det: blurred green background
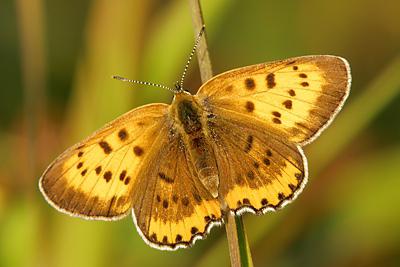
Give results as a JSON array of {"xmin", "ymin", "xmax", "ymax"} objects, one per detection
[{"xmin": 1, "ymin": 0, "xmax": 400, "ymax": 266}]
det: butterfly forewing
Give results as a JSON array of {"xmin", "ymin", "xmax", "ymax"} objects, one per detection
[
  {"xmin": 40, "ymin": 103, "xmax": 169, "ymax": 220},
  {"xmin": 197, "ymin": 55, "xmax": 351, "ymax": 145}
]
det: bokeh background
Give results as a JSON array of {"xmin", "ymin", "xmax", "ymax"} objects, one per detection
[{"xmin": 1, "ymin": 0, "xmax": 400, "ymax": 266}]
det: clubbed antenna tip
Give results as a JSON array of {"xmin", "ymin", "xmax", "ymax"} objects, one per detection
[{"xmin": 113, "ymin": 75, "xmax": 128, "ymax": 81}]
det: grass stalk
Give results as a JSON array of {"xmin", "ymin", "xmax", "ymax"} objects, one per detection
[{"xmin": 189, "ymin": 0, "xmax": 254, "ymax": 266}]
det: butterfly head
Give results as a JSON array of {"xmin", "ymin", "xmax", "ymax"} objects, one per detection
[{"xmin": 170, "ymin": 89, "xmax": 201, "ymax": 133}]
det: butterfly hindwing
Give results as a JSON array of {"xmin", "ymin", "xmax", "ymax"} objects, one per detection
[
  {"xmin": 207, "ymin": 113, "xmax": 306, "ymax": 213},
  {"xmin": 39, "ymin": 103, "xmax": 169, "ymax": 220},
  {"xmin": 197, "ymin": 55, "xmax": 351, "ymax": 145},
  {"xmin": 132, "ymin": 131, "xmax": 222, "ymax": 250}
]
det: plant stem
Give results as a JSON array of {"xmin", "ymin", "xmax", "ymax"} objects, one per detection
[
  {"xmin": 189, "ymin": 0, "xmax": 213, "ymax": 81},
  {"xmin": 188, "ymin": 0, "xmax": 253, "ymax": 266},
  {"xmin": 225, "ymin": 215, "xmax": 254, "ymax": 267}
]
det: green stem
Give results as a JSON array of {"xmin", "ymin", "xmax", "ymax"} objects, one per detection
[
  {"xmin": 235, "ymin": 216, "xmax": 254, "ymax": 267},
  {"xmin": 188, "ymin": 0, "xmax": 254, "ymax": 266}
]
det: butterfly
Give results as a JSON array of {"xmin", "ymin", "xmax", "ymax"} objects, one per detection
[{"xmin": 39, "ymin": 35, "xmax": 351, "ymax": 250}]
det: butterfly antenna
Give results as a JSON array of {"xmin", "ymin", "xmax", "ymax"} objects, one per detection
[
  {"xmin": 112, "ymin": 75, "xmax": 178, "ymax": 93},
  {"xmin": 179, "ymin": 25, "xmax": 206, "ymax": 90}
]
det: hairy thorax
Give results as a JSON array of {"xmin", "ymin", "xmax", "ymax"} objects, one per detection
[{"xmin": 170, "ymin": 92, "xmax": 219, "ymax": 198}]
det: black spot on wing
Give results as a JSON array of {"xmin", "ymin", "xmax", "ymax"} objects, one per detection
[
  {"xmin": 99, "ymin": 141, "xmax": 112, "ymax": 154},
  {"xmin": 103, "ymin": 171, "xmax": 112, "ymax": 182},
  {"xmin": 133, "ymin": 146, "xmax": 144, "ymax": 156},
  {"xmin": 118, "ymin": 129, "xmax": 128, "ymax": 141},
  {"xmin": 244, "ymin": 135, "xmax": 254, "ymax": 153},
  {"xmin": 266, "ymin": 73, "xmax": 276, "ymax": 88},
  {"xmin": 245, "ymin": 78, "xmax": 256, "ymax": 90},
  {"xmin": 245, "ymin": 101, "xmax": 255, "ymax": 112}
]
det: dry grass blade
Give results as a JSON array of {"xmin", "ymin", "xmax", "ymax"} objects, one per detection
[{"xmin": 189, "ymin": 0, "xmax": 253, "ymax": 266}]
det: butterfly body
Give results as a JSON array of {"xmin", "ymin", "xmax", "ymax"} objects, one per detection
[
  {"xmin": 171, "ymin": 92, "xmax": 220, "ymax": 197},
  {"xmin": 40, "ymin": 55, "xmax": 351, "ymax": 250}
]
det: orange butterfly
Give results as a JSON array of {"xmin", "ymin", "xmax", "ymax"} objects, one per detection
[{"xmin": 40, "ymin": 29, "xmax": 351, "ymax": 250}]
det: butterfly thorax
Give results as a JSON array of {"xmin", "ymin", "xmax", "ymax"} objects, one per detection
[{"xmin": 170, "ymin": 92, "xmax": 219, "ymax": 198}]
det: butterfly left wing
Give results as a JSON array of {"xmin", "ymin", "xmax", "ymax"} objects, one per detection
[
  {"xmin": 207, "ymin": 112, "xmax": 307, "ymax": 214},
  {"xmin": 39, "ymin": 103, "xmax": 169, "ymax": 220},
  {"xmin": 40, "ymin": 101, "xmax": 223, "ymax": 250}
]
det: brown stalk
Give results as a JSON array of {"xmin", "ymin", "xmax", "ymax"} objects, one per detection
[{"xmin": 188, "ymin": 0, "xmax": 253, "ymax": 266}]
